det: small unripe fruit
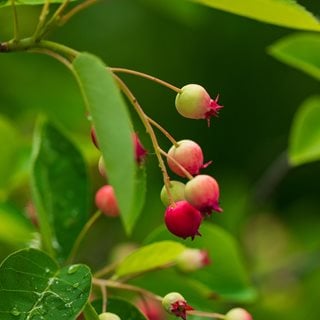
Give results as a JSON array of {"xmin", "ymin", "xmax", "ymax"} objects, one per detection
[
  {"xmin": 162, "ymin": 292, "xmax": 193, "ymax": 320},
  {"xmin": 91, "ymin": 126, "xmax": 99, "ymax": 149},
  {"xmin": 167, "ymin": 140, "xmax": 209, "ymax": 177},
  {"xmin": 176, "ymin": 248, "xmax": 210, "ymax": 272},
  {"xmin": 160, "ymin": 181, "xmax": 186, "ymax": 207},
  {"xmin": 95, "ymin": 185, "xmax": 120, "ymax": 217},
  {"xmin": 225, "ymin": 308, "xmax": 253, "ymax": 320},
  {"xmin": 99, "ymin": 312, "xmax": 121, "ymax": 320},
  {"xmin": 175, "ymin": 84, "xmax": 223, "ymax": 124},
  {"xmin": 185, "ymin": 175, "xmax": 222, "ymax": 214},
  {"xmin": 98, "ymin": 156, "xmax": 107, "ymax": 178},
  {"xmin": 164, "ymin": 201, "xmax": 202, "ymax": 239}
]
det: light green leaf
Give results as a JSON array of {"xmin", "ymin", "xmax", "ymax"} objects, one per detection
[
  {"xmin": 72, "ymin": 53, "xmax": 137, "ymax": 234},
  {"xmin": 115, "ymin": 241, "xmax": 186, "ymax": 278},
  {"xmin": 0, "ymin": 248, "xmax": 91, "ymax": 320},
  {"xmin": 145, "ymin": 223, "xmax": 257, "ymax": 302},
  {"xmin": 31, "ymin": 120, "xmax": 90, "ymax": 259},
  {"xmin": 269, "ymin": 33, "xmax": 320, "ymax": 80},
  {"xmin": 289, "ymin": 96, "xmax": 320, "ymax": 166},
  {"xmin": 190, "ymin": 0, "xmax": 320, "ymax": 31},
  {"xmin": 0, "ymin": 0, "xmax": 76, "ymax": 8}
]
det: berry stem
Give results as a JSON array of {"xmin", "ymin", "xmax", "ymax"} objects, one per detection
[
  {"xmin": 187, "ymin": 310, "xmax": 226, "ymax": 319},
  {"xmin": 158, "ymin": 148, "xmax": 194, "ymax": 180},
  {"xmin": 146, "ymin": 116, "xmax": 179, "ymax": 147},
  {"xmin": 33, "ymin": 0, "xmax": 51, "ymax": 41},
  {"xmin": 110, "ymin": 67, "xmax": 182, "ymax": 93},
  {"xmin": 10, "ymin": 0, "xmax": 19, "ymax": 41},
  {"xmin": 113, "ymin": 74, "xmax": 175, "ymax": 205},
  {"xmin": 94, "ymin": 261, "xmax": 119, "ymax": 278}
]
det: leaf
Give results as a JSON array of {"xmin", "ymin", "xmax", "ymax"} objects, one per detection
[
  {"xmin": 92, "ymin": 298, "xmax": 147, "ymax": 320},
  {"xmin": 115, "ymin": 241, "xmax": 186, "ymax": 278},
  {"xmin": 31, "ymin": 120, "xmax": 90, "ymax": 260},
  {"xmin": 83, "ymin": 302, "xmax": 100, "ymax": 320},
  {"xmin": 72, "ymin": 53, "xmax": 137, "ymax": 234},
  {"xmin": 0, "ymin": 248, "xmax": 91, "ymax": 320},
  {"xmin": 190, "ymin": 0, "xmax": 320, "ymax": 31},
  {"xmin": 289, "ymin": 96, "xmax": 320, "ymax": 166},
  {"xmin": 145, "ymin": 223, "xmax": 257, "ymax": 302},
  {"xmin": 0, "ymin": 0, "xmax": 76, "ymax": 8},
  {"xmin": 269, "ymin": 33, "xmax": 320, "ymax": 80},
  {"xmin": 0, "ymin": 203, "xmax": 34, "ymax": 248}
]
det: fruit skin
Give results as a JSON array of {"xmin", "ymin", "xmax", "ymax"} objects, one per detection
[
  {"xmin": 160, "ymin": 181, "xmax": 186, "ymax": 207},
  {"xmin": 167, "ymin": 140, "xmax": 208, "ymax": 177},
  {"xmin": 99, "ymin": 312, "xmax": 121, "ymax": 320},
  {"xmin": 133, "ymin": 132, "xmax": 148, "ymax": 164},
  {"xmin": 185, "ymin": 175, "xmax": 222, "ymax": 214},
  {"xmin": 164, "ymin": 201, "xmax": 202, "ymax": 239},
  {"xmin": 136, "ymin": 297, "xmax": 167, "ymax": 320},
  {"xmin": 175, "ymin": 84, "xmax": 223, "ymax": 123},
  {"xmin": 176, "ymin": 248, "xmax": 210, "ymax": 272},
  {"xmin": 98, "ymin": 156, "xmax": 107, "ymax": 178},
  {"xmin": 162, "ymin": 292, "xmax": 193, "ymax": 320},
  {"xmin": 95, "ymin": 185, "xmax": 120, "ymax": 217},
  {"xmin": 225, "ymin": 308, "xmax": 253, "ymax": 320}
]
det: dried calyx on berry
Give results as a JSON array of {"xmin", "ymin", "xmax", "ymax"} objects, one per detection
[
  {"xmin": 176, "ymin": 248, "xmax": 210, "ymax": 272},
  {"xmin": 160, "ymin": 181, "xmax": 186, "ymax": 207},
  {"xmin": 162, "ymin": 292, "xmax": 193, "ymax": 320},
  {"xmin": 95, "ymin": 185, "xmax": 120, "ymax": 217},
  {"xmin": 175, "ymin": 84, "xmax": 223, "ymax": 125},
  {"xmin": 98, "ymin": 312, "xmax": 121, "ymax": 320},
  {"xmin": 225, "ymin": 308, "xmax": 253, "ymax": 320}
]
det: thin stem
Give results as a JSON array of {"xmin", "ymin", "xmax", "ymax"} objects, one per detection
[
  {"xmin": 10, "ymin": 0, "xmax": 19, "ymax": 41},
  {"xmin": 187, "ymin": 310, "xmax": 226, "ymax": 319},
  {"xmin": 101, "ymin": 285, "xmax": 107, "ymax": 313},
  {"xmin": 28, "ymin": 48, "xmax": 72, "ymax": 69},
  {"xmin": 33, "ymin": 0, "xmax": 51, "ymax": 41},
  {"xmin": 113, "ymin": 74, "xmax": 174, "ymax": 205},
  {"xmin": 159, "ymin": 148, "xmax": 193, "ymax": 180},
  {"xmin": 59, "ymin": 0, "xmax": 98, "ymax": 25},
  {"xmin": 94, "ymin": 261, "xmax": 119, "ymax": 278},
  {"xmin": 147, "ymin": 116, "xmax": 179, "ymax": 147},
  {"xmin": 110, "ymin": 67, "xmax": 182, "ymax": 93},
  {"xmin": 67, "ymin": 210, "xmax": 102, "ymax": 264}
]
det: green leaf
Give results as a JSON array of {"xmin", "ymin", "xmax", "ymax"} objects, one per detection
[
  {"xmin": 0, "ymin": 0, "xmax": 75, "ymax": 8},
  {"xmin": 92, "ymin": 298, "xmax": 147, "ymax": 320},
  {"xmin": 0, "ymin": 203, "xmax": 34, "ymax": 248},
  {"xmin": 269, "ymin": 33, "xmax": 320, "ymax": 80},
  {"xmin": 115, "ymin": 241, "xmax": 186, "ymax": 279},
  {"xmin": 31, "ymin": 120, "xmax": 90, "ymax": 260},
  {"xmin": 0, "ymin": 248, "xmax": 91, "ymax": 320},
  {"xmin": 145, "ymin": 223, "xmax": 257, "ymax": 303},
  {"xmin": 190, "ymin": 0, "xmax": 320, "ymax": 31},
  {"xmin": 289, "ymin": 96, "xmax": 320, "ymax": 166},
  {"xmin": 83, "ymin": 302, "xmax": 100, "ymax": 320},
  {"xmin": 72, "ymin": 53, "xmax": 137, "ymax": 234}
]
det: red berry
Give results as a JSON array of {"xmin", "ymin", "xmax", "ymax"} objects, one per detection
[
  {"xmin": 167, "ymin": 140, "xmax": 210, "ymax": 177},
  {"xmin": 164, "ymin": 201, "xmax": 202, "ymax": 239},
  {"xmin": 95, "ymin": 185, "xmax": 120, "ymax": 217},
  {"xmin": 175, "ymin": 84, "xmax": 223, "ymax": 125},
  {"xmin": 136, "ymin": 297, "xmax": 167, "ymax": 320},
  {"xmin": 185, "ymin": 175, "xmax": 222, "ymax": 214},
  {"xmin": 162, "ymin": 292, "xmax": 193, "ymax": 320},
  {"xmin": 133, "ymin": 132, "xmax": 147, "ymax": 164},
  {"xmin": 225, "ymin": 308, "xmax": 253, "ymax": 320}
]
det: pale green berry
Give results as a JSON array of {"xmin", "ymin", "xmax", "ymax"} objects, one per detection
[
  {"xmin": 160, "ymin": 181, "xmax": 186, "ymax": 206},
  {"xmin": 99, "ymin": 312, "xmax": 121, "ymax": 320}
]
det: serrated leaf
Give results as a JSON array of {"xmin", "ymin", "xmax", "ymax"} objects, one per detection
[
  {"xmin": 0, "ymin": 0, "xmax": 76, "ymax": 8},
  {"xmin": 72, "ymin": 53, "xmax": 137, "ymax": 234},
  {"xmin": 190, "ymin": 0, "xmax": 320, "ymax": 31},
  {"xmin": 289, "ymin": 96, "xmax": 320, "ymax": 166},
  {"xmin": 0, "ymin": 248, "xmax": 91, "ymax": 320},
  {"xmin": 115, "ymin": 241, "xmax": 186, "ymax": 278},
  {"xmin": 31, "ymin": 120, "xmax": 90, "ymax": 259},
  {"xmin": 269, "ymin": 33, "xmax": 320, "ymax": 80},
  {"xmin": 145, "ymin": 223, "xmax": 257, "ymax": 303}
]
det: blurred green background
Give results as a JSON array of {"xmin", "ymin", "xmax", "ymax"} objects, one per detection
[{"xmin": 1, "ymin": 0, "xmax": 320, "ymax": 319}]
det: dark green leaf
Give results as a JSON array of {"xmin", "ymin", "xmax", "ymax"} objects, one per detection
[
  {"xmin": 269, "ymin": 33, "xmax": 320, "ymax": 80},
  {"xmin": 0, "ymin": 248, "xmax": 91, "ymax": 320},
  {"xmin": 72, "ymin": 53, "xmax": 137, "ymax": 234},
  {"xmin": 190, "ymin": 0, "xmax": 320, "ymax": 31},
  {"xmin": 289, "ymin": 96, "xmax": 320, "ymax": 166},
  {"xmin": 31, "ymin": 120, "xmax": 90, "ymax": 259}
]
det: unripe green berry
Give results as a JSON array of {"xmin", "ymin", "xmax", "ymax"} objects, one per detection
[
  {"xmin": 176, "ymin": 248, "xmax": 210, "ymax": 272},
  {"xmin": 99, "ymin": 312, "xmax": 121, "ymax": 320},
  {"xmin": 162, "ymin": 292, "xmax": 193, "ymax": 320},
  {"xmin": 225, "ymin": 308, "xmax": 253, "ymax": 320},
  {"xmin": 160, "ymin": 181, "xmax": 186, "ymax": 206}
]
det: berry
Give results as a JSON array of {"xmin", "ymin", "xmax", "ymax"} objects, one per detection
[
  {"xmin": 176, "ymin": 248, "xmax": 210, "ymax": 272},
  {"xmin": 99, "ymin": 312, "xmax": 121, "ymax": 320},
  {"xmin": 160, "ymin": 181, "xmax": 186, "ymax": 207},
  {"xmin": 98, "ymin": 156, "xmax": 107, "ymax": 178},
  {"xmin": 225, "ymin": 308, "xmax": 253, "ymax": 320},
  {"xmin": 136, "ymin": 297, "xmax": 167, "ymax": 320},
  {"xmin": 185, "ymin": 175, "xmax": 222, "ymax": 215},
  {"xmin": 175, "ymin": 84, "xmax": 223, "ymax": 125},
  {"xmin": 95, "ymin": 185, "xmax": 120, "ymax": 217},
  {"xmin": 133, "ymin": 132, "xmax": 148, "ymax": 164},
  {"xmin": 167, "ymin": 140, "xmax": 210, "ymax": 177},
  {"xmin": 162, "ymin": 292, "xmax": 193, "ymax": 320},
  {"xmin": 164, "ymin": 201, "xmax": 202, "ymax": 239},
  {"xmin": 91, "ymin": 126, "xmax": 99, "ymax": 149}
]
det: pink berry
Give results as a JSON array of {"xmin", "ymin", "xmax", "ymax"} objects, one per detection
[
  {"xmin": 160, "ymin": 181, "xmax": 186, "ymax": 207},
  {"xmin": 225, "ymin": 308, "xmax": 253, "ymax": 320},
  {"xmin": 136, "ymin": 297, "xmax": 167, "ymax": 320},
  {"xmin": 95, "ymin": 185, "xmax": 120, "ymax": 217},
  {"xmin": 133, "ymin": 132, "xmax": 147, "ymax": 164},
  {"xmin": 164, "ymin": 201, "xmax": 202, "ymax": 239},
  {"xmin": 167, "ymin": 140, "xmax": 210, "ymax": 177},
  {"xmin": 185, "ymin": 175, "xmax": 222, "ymax": 214},
  {"xmin": 162, "ymin": 292, "xmax": 193, "ymax": 320},
  {"xmin": 176, "ymin": 248, "xmax": 210, "ymax": 272},
  {"xmin": 175, "ymin": 84, "xmax": 223, "ymax": 125}
]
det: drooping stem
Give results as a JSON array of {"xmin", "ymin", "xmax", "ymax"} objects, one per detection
[
  {"xmin": 113, "ymin": 73, "xmax": 175, "ymax": 205},
  {"xmin": 10, "ymin": 0, "xmax": 19, "ymax": 41},
  {"xmin": 33, "ymin": 0, "xmax": 51, "ymax": 41},
  {"xmin": 94, "ymin": 261, "xmax": 119, "ymax": 278},
  {"xmin": 187, "ymin": 310, "xmax": 226, "ymax": 319},
  {"xmin": 110, "ymin": 67, "xmax": 182, "ymax": 93}
]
